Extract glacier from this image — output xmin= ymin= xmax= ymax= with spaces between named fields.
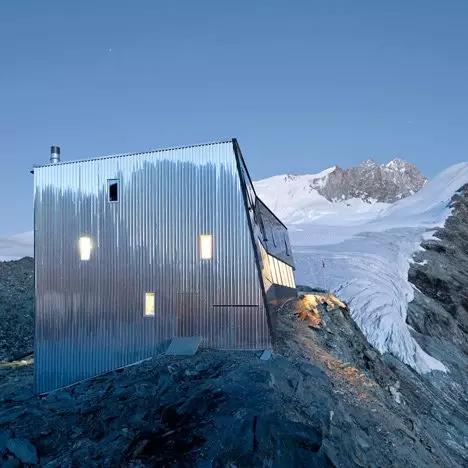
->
xmin=257 ymin=162 xmax=468 ymax=374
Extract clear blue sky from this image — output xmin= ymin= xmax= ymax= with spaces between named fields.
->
xmin=1 ymin=0 xmax=467 ymax=235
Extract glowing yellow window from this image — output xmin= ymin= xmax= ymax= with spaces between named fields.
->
xmin=199 ymin=234 xmax=213 ymax=259
xmin=79 ymin=237 xmax=92 ymax=261
xmin=145 ymin=293 xmax=155 ymax=317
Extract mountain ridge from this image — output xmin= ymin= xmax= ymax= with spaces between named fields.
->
xmin=258 ymin=158 xmax=427 ymax=204
xmin=255 ymin=158 xmax=428 ymax=225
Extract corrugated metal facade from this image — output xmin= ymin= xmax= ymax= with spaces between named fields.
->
xmin=34 ymin=141 xmax=271 ymax=393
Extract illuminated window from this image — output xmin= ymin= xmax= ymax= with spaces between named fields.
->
xmin=79 ymin=237 xmax=92 ymax=261
xmin=279 ymin=261 xmax=286 ymax=285
xmin=145 ymin=293 xmax=155 ymax=316
xmin=277 ymin=259 xmax=285 ymax=285
xmin=108 ymin=179 xmax=119 ymax=202
xmin=258 ymin=239 xmax=296 ymax=289
xmin=199 ymin=234 xmax=213 ymax=259
xmin=290 ymin=268 xmax=296 ymax=288
xmin=286 ymin=265 xmax=291 ymax=287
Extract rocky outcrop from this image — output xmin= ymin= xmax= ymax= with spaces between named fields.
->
xmin=408 ymin=184 xmax=468 ymax=349
xmin=315 ymin=159 xmax=427 ymax=203
xmin=405 ymin=184 xmax=468 ymax=463
xmin=0 ymin=257 xmax=34 ymax=361
xmin=1 ymin=296 xmax=467 ymax=466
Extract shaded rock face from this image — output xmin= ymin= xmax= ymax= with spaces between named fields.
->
xmin=408 ymin=184 xmax=468 ymax=349
xmin=0 ymin=257 xmax=34 ymax=361
xmin=316 ymin=159 xmax=427 ymax=203
xmin=2 ymin=339 xmax=464 ymax=467
xmin=276 ymin=298 xmax=468 ymax=467
xmin=0 ymin=272 xmax=467 ymax=466
xmin=0 ymin=351 xmax=335 ymax=467
xmin=406 ymin=184 xmax=468 ymax=447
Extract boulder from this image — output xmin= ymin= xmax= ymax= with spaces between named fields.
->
xmin=6 ymin=438 xmax=38 ymax=464
xmin=2 ymin=455 xmax=21 ymax=468
xmin=0 ymin=430 xmax=11 ymax=456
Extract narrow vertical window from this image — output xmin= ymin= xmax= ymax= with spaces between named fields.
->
xmin=145 ymin=293 xmax=155 ymax=316
xmin=108 ymin=179 xmax=119 ymax=202
xmin=290 ymin=267 xmax=296 ymax=288
xmin=199 ymin=234 xmax=213 ymax=259
xmin=79 ymin=237 xmax=92 ymax=261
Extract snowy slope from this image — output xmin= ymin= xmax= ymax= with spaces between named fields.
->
xmin=255 ymin=158 xmax=427 ymax=219
xmin=265 ymin=163 xmax=468 ymax=374
xmin=255 ymin=170 xmax=390 ymax=225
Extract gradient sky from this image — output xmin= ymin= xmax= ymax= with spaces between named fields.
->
xmin=1 ymin=0 xmax=468 ymax=235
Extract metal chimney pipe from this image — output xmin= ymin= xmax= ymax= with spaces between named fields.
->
xmin=50 ymin=146 xmax=60 ymax=164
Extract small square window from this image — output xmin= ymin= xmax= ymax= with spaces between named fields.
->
xmin=145 ymin=293 xmax=155 ymax=316
xmin=108 ymin=179 xmax=119 ymax=202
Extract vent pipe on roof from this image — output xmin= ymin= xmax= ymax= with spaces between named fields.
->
xmin=50 ymin=146 xmax=60 ymax=164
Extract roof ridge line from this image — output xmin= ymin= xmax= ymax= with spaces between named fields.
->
xmin=32 ymin=139 xmax=233 ymax=169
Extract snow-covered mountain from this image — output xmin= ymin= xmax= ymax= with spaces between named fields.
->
xmin=255 ymin=158 xmax=427 ymax=225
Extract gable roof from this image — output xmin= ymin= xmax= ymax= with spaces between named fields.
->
xmin=32 ymin=139 xmax=233 ymax=170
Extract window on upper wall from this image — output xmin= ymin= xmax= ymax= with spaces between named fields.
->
xmin=199 ymin=234 xmax=213 ymax=259
xmin=145 ymin=293 xmax=155 ymax=317
xmin=79 ymin=237 xmax=92 ymax=261
xmin=285 ymin=237 xmax=290 ymax=256
xmin=108 ymin=179 xmax=119 ymax=202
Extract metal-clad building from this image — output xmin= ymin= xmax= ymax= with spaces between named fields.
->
xmin=34 ymin=139 xmax=296 ymax=393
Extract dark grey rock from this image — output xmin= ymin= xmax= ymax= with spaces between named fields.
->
xmin=6 ymin=438 xmax=38 ymax=464
xmin=79 ymin=403 xmax=103 ymax=416
xmin=42 ymin=400 xmax=76 ymax=415
xmin=2 ymin=455 xmax=21 ymax=468
xmin=11 ymin=388 xmax=33 ymax=402
xmin=0 ymin=257 xmax=34 ymax=361
xmin=353 ymin=428 xmax=372 ymax=452
xmin=364 ymin=350 xmax=378 ymax=362
xmin=0 ymin=409 xmax=26 ymax=426
xmin=128 ymin=410 xmax=150 ymax=427
xmin=0 ymin=430 xmax=11 ymax=456
xmin=49 ymin=390 xmax=73 ymax=401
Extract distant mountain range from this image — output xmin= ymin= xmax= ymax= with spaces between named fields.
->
xmin=255 ymin=159 xmax=427 ymax=225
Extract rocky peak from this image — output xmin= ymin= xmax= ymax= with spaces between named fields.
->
xmin=312 ymin=158 xmax=427 ymax=203
xmin=386 ymin=158 xmax=407 ymax=169
xmin=360 ymin=159 xmax=379 ymax=168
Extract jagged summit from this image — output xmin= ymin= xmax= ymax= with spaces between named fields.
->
xmin=257 ymin=158 xmax=427 ymax=209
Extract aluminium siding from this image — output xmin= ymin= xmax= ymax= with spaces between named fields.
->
xmin=34 ymin=141 xmax=270 ymax=393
